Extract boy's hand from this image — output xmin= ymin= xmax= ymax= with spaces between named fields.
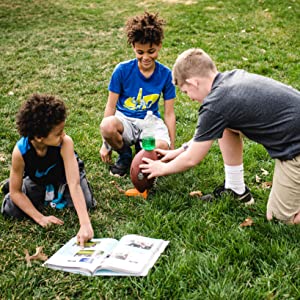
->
xmin=99 ymin=144 xmax=112 ymax=163
xmin=156 ymin=148 xmax=183 ymax=162
xmin=37 ymin=215 xmax=64 ymax=227
xmin=77 ymin=223 xmax=94 ymax=247
xmin=140 ymin=158 xmax=166 ymax=179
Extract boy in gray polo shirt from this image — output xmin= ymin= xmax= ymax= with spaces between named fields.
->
xmin=140 ymin=48 xmax=300 ymax=225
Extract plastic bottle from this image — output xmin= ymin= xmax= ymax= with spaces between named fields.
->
xmin=142 ymin=111 xmax=156 ymax=151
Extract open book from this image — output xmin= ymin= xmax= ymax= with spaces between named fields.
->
xmin=43 ymin=234 xmax=169 ymax=276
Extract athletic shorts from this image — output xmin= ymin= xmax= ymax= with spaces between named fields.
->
xmin=115 ymin=110 xmax=170 ymax=147
xmin=267 ymin=153 xmax=300 ymax=223
xmin=1 ymin=170 xmax=96 ymax=219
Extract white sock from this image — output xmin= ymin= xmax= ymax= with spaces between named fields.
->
xmin=224 ymin=164 xmax=245 ymax=195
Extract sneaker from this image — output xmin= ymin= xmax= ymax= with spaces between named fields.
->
xmin=109 ymin=146 xmax=132 ymax=177
xmin=1 ymin=196 xmax=6 ymax=214
xmin=0 ymin=179 xmax=9 ymax=195
xmin=201 ymin=182 xmax=255 ymax=205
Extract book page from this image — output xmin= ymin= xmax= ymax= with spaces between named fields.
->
xmin=100 ymin=234 xmax=169 ymax=276
xmin=44 ymin=237 xmax=118 ymax=275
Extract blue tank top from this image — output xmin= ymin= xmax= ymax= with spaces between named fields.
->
xmin=17 ymin=137 xmax=66 ymax=186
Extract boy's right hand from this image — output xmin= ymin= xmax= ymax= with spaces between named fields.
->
xmin=37 ymin=215 xmax=64 ymax=227
xmin=99 ymin=144 xmax=112 ymax=163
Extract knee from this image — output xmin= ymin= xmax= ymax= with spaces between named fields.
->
xmin=293 ymin=212 xmax=300 ymax=224
xmin=156 ymin=140 xmax=169 ymax=150
xmin=80 ymin=178 xmax=96 ymax=209
xmin=266 ymin=212 xmax=273 ymax=221
xmin=100 ymin=116 xmax=118 ymax=137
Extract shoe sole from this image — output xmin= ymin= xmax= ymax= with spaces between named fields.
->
xmin=198 ymin=194 xmax=255 ymax=206
xmin=109 ymin=171 xmax=127 ymax=178
xmin=244 ymin=197 xmax=255 ymax=206
xmin=1 ymin=196 xmax=7 ymax=214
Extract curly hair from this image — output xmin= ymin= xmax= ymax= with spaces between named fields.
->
xmin=16 ymin=94 xmax=67 ymax=139
xmin=125 ymin=12 xmax=165 ymax=46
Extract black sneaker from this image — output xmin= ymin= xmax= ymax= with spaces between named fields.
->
xmin=201 ymin=182 xmax=255 ymax=205
xmin=109 ymin=146 xmax=132 ymax=177
xmin=0 ymin=179 xmax=9 ymax=195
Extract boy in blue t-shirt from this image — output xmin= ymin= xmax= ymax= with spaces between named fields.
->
xmin=100 ymin=12 xmax=176 ymax=177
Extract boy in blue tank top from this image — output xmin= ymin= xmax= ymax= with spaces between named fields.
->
xmin=100 ymin=12 xmax=176 ymax=177
xmin=1 ymin=94 xmax=96 ymax=246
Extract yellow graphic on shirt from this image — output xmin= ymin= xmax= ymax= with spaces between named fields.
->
xmin=124 ymin=88 xmax=160 ymax=110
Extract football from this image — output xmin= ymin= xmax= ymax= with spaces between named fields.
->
xmin=130 ymin=149 xmax=158 ymax=193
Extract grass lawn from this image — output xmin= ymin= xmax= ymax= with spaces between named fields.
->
xmin=0 ymin=0 xmax=299 ymax=299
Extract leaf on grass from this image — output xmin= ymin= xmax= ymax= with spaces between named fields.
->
xmin=255 ymin=174 xmax=261 ymax=183
xmin=262 ymin=181 xmax=272 ymax=189
xmin=240 ymin=217 xmax=254 ymax=227
xmin=261 ymin=168 xmax=269 ymax=175
xmin=0 ymin=153 xmax=6 ymax=162
xmin=189 ymin=190 xmax=203 ymax=197
xmin=24 ymin=246 xmax=48 ymax=266
xmin=110 ymin=180 xmax=125 ymax=194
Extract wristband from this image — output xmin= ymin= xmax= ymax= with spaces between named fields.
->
xmin=103 ymin=141 xmax=112 ymax=151
xmin=182 ymin=142 xmax=189 ymax=151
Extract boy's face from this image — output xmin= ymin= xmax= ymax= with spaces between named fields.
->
xmin=180 ymin=78 xmax=209 ymax=103
xmin=133 ymin=42 xmax=161 ymax=72
xmin=40 ymin=121 xmax=66 ymax=147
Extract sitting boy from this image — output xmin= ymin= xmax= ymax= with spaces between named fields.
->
xmin=1 ymin=94 xmax=96 ymax=245
xmin=140 ymin=48 xmax=300 ymax=225
xmin=99 ymin=12 xmax=176 ymax=177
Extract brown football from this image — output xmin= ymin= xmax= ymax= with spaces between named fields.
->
xmin=130 ymin=149 xmax=158 ymax=193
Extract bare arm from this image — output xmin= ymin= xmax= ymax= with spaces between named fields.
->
xmin=140 ymin=140 xmax=214 ymax=178
xmin=103 ymin=91 xmax=119 ymax=118
xmin=9 ymin=146 xmax=64 ymax=226
xmin=163 ymin=99 xmax=176 ymax=150
xmin=60 ymin=135 xmax=93 ymax=246
xmin=99 ymin=91 xmax=119 ymax=161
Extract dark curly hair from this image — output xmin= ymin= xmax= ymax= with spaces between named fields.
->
xmin=16 ymin=94 xmax=67 ymax=139
xmin=125 ymin=12 xmax=165 ymax=46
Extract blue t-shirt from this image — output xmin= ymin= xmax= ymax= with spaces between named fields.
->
xmin=108 ymin=59 xmax=176 ymax=119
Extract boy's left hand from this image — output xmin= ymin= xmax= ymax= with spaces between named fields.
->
xmin=77 ymin=223 xmax=94 ymax=247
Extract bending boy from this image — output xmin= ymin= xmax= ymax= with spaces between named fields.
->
xmin=141 ymin=48 xmax=300 ymax=225
xmin=100 ymin=12 xmax=176 ymax=177
xmin=1 ymin=94 xmax=96 ymax=245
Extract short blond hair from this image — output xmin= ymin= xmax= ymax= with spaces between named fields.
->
xmin=172 ymin=48 xmax=217 ymax=87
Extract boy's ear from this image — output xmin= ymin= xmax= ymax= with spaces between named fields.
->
xmin=33 ymin=136 xmax=43 ymax=143
xmin=186 ymin=78 xmax=198 ymax=87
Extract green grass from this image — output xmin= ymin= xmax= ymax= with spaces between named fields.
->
xmin=0 ymin=0 xmax=299 ymax=299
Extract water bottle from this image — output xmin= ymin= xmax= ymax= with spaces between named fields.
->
xmin=142 ymin=111 xmax=156 ymax=151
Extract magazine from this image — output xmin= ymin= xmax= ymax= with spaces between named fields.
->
xmin=43 ymin=234 xmax=169 ymax=276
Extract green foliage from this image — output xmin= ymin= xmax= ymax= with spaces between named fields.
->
xmin=0 ymin=0 xmax=299 ymax=299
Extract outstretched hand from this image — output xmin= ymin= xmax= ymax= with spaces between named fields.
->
xmin=99 ymin=144 xmax=112 ymax=163
xmin=77 ymin=223 xmax=94 ymax=248
xmin=155 ymin=148 xmax=183 ymax=162
xmin=37 ymin=215 xmax=64 ymax=227
xmin=140 ymin=157 xmax=166 ymax=179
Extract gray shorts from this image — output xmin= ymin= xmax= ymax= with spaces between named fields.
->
xmin=115 ymin=111 xmax=170 ymax=146
xmin=1 ymin=171 xmax=96 ymax=219
xmin=267 ymin=154 xmax=300 ymax=223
